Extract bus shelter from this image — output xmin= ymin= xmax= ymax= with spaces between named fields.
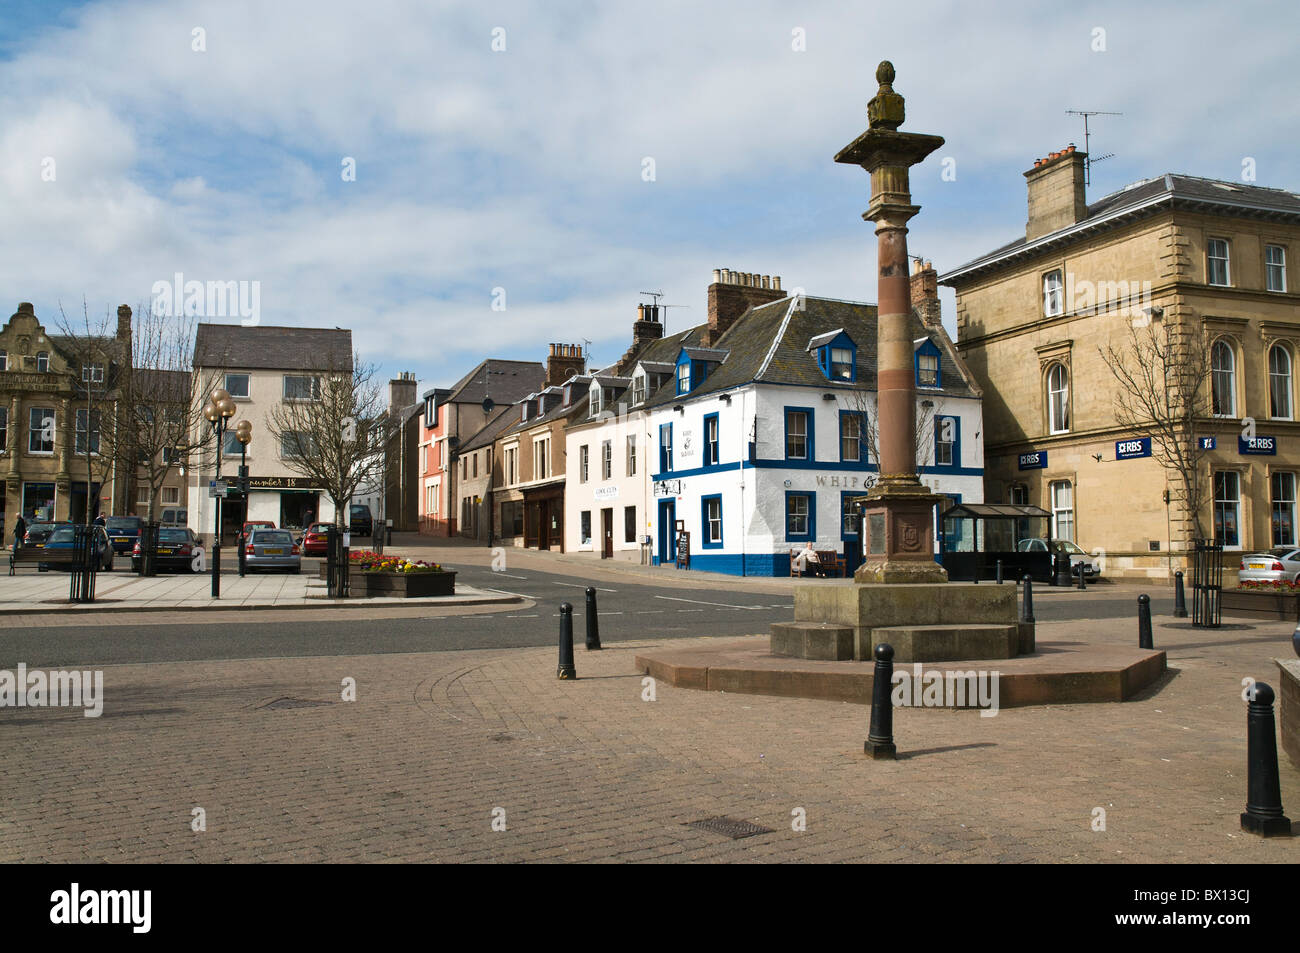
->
xmin=940 ymin=503 xmax=1052 ymax=581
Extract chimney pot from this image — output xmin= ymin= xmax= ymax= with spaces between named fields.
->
xmin=712 ymin=269 xmax=721 ymax=283
xmin=774 ymin=276 xmax=781 ymax=291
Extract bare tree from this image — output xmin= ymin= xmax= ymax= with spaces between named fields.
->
xmin=262 ymin=352 xmax=387 ymax=528
xmin=1100 ymin=314 xmax=1213 ymax=540
xmin=848 ymin=387 xmax=941 ymax=475
xmin=127 ymin=304 xmax=225 ymax=519
xmin=55 ymin=301 xmax=122 ymax=525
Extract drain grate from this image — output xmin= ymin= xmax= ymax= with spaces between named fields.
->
xmin=686 ymin=816 xmax=774 ymax=840
xmin=260 ymin=697 xmax=333 ymax=710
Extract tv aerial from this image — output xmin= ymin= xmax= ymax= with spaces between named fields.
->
xmin=1065 ymin=109 xmax=1122 ymax=186
xmin=639 ymin=288 xmax=689 ymax=334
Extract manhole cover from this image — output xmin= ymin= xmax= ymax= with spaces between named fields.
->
xmin=686 ymin=817 xmax=773 ymax=840
xmin=260 ymin=697 xmax=333 ymax=710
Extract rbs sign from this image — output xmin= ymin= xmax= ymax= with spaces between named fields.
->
xmin=1115 ymin=437 xmax=1152 ymax=460
xmin=1238 ymin=435 xmax=1277 ymax=455
xmin=1018 ymin=451 xmax=1047 ymax=470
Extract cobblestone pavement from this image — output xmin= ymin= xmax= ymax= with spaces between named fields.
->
xmin=1 ymin=613 xmax=1295 ymax=863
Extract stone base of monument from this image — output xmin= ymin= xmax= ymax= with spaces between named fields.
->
xmin=1279 ymin=658 xmax=1300 ymax=772
xmin=773 ymin=581 xmax=1031 ymax=663
xmin=635 ymin=637 xmax=1167 ymax=709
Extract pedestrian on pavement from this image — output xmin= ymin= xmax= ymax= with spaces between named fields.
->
xmin=12 ymin=513 xmax=26 ymax=552
xmin=93 ymin=512 xmax=106 ymax=528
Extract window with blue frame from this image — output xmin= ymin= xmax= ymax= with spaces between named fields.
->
xmin=677 ymin=362 xmax=690 ymax=395
xmin=785 ymin=408 xmax=813 ymax=460
xmin=839 ymin=410 xmax=866 ymax=463
xmin=814 ymin=331 xmax=857 ymax=382
xmin=916 ymin=339 xmax=942 ymax=388
xmin=934 ymin=415 xmax=958 ymax=467
xmin=841 ymin=492 xmax=862 ymax=540
xmin=701 ymin=494 xmax=723 ymax=547
xmin=785 ymin=491 xmax=815 ymax=541
xmin=704 ymin=413 xmax=719 ymax=466
xmin=659 ymin=422 xmax=673 ymax=472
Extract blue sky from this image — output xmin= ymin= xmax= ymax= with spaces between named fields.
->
xmin=2 ymin=0 xmax=1297 ymax=398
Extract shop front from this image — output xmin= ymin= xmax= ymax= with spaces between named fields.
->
xmin=523 ymin=482 xmax=564 ymax=551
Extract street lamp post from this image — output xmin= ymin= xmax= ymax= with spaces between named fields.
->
xmin=203 ymin=389 xmax=237 ymax=597
xmin=235 ymin=419 xmax=252 ymax=577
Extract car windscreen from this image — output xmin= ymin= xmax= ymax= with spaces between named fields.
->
xmin=46 ymin=528 xmax=75 ymax=543
xmin=252 ymin=531 xmax=293 ymax=545
xmin=106 ymin=519 xmax=142 ymax=532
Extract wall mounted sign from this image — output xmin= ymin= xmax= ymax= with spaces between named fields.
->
xmin=593 ymin=486 xmax=619 ymax=501
xmin=1018 ymin=451 xmax=1047 ymax=470
xmin=245 ymin=475 xmax=319 ymax=490
xmin=653 ymin=480 xmax=683 ymax=497
xmin=1199 ymin=436 xmax=1216 ymax=450
xmin=1115 ymin=437 xmax=1151 ymax=460
xmin=1238 ymin=436 xmax=1277 ymax=456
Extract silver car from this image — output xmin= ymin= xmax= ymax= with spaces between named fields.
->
xmin=1016 ymin=538 xmax=1102 ymax=578
xmin=243 ymin=528 xmax=302 ymax=573
xmin=1237 ymin=548 xmax=1300 ymax=584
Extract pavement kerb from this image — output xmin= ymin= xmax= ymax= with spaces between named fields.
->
xmin=0 ymin=590 xmax=525 ymax=617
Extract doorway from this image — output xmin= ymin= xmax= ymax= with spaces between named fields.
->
xmin=601 ymin=508 xmax=613 ymax=559
xmin=657 ymin=499 xmax=676 ymax=565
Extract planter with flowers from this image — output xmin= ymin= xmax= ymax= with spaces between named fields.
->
xmin=1221 ymin=579 xmax=1300 ymax=621
xmin=319 ymin=550 xmax=456 ymax=597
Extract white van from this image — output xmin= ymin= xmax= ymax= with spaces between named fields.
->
xmin=160 ymin=507 xmax=188 ymax=528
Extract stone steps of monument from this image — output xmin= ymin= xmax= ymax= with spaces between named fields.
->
xmin=868 ymin=623 xmax=1020 ymax=663
xmin=771 ymin=622 xmax=855 ymax=661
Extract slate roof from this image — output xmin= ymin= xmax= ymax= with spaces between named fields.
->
xmin=942 ymin=173 xmax=1300 ymax=283
xmin=460 ymin=405 xmax=523 ymax=453
xmin=639 ymin=296 xmax=977 ymax=409
xmin=193 ymin=324 xmax=352 ymax=371
xmin=444 ymin=359 xmax=544 ymax=406
xmin=133 ymin=368 xmax=190 ymax=402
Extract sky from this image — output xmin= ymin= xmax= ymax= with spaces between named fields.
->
xmin=2 ymin=0 xmax=1297 ymax=399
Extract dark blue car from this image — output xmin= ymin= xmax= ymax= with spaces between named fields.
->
xmin=38 ymin=525 xmax=114 ymax=571
xmin=105 ymin=516 xmax=143 ymax=555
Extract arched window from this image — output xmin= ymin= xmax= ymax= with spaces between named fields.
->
xmin=1211 ymin=340 xmax=1236 ymax=416
xmin=1269 ymin=344 xmax=1292 ymax=419
xmin=1047 ymin=362 xmax=1069 ymax=434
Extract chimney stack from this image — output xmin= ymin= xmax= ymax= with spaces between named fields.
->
xmin=910 ymin=260 xmax=942 ymax=328
xmin=705 ymin=266 xmax=787 ymax=346
xmin=1025 ymin=144 xmax=1087 ymax=241
xmin=633 ymin=298 xmax=665 ymax=346
xmin=546 ymin=342 xmax=585 ymax=386
xmin=390 ymin=371 xmax=418 ymax=412
xmin=117 ymin=304 xmax=132 ymax=342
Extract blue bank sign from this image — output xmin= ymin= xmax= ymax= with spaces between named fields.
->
xmin=1199 ymin=436 xmax=1217 ymax=450
xmin=1018 ymin=451 xmax=1048 ymax=470
xmin=1116 ymin=437 xmax=1152 ymax=460
xmin=1239 ymin=435 xmax=1277 ymax=455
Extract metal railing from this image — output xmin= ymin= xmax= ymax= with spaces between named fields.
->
xmin=137 ymin=521 xmax=161 ymax=577
xmin=68 ymin=524 xmax=97 ymax=603
xmin=325 ymin=526 xmax=350 ymax=598
xmin=1190 ymin=537 xmax=1222 ymax=628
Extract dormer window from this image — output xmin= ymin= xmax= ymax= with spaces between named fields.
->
xmin=808 ymin=329 xmax=856 ymax=383
xmin=589 ymin=384 xmax=604 ymax=418
xmin=915 ymin=338 xmax=942 ymax=388
xmin=631 ymin=375 xmax=646 ymax=405
xmin=677 ymin=362 xmax=690 ymax=395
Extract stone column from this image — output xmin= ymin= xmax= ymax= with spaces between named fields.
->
xmin=835 ymin=61 xmax=948 ymax=584
xmin=55 ymin=397 xmax=71 ymax=521
xmin=5 ymin=395 xmax=19 ymax=524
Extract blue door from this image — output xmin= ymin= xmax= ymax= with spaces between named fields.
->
xmin=657 ymin=500 xmax=676 ymax=565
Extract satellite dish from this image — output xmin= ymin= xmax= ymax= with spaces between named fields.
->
xmin=482 ymin=397 xmax=495 ymax=414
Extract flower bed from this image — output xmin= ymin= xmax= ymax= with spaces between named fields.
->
xmin=317 ymin=550 xmax=455 ymax=597
xmin=1222 ymin=586 xmax=1300 ymax=621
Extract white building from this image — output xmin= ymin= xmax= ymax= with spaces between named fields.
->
xmin=561 ymin=268 xmax=985 ymax=576
xmin=189 ymin=324 xmax=353 ymax=542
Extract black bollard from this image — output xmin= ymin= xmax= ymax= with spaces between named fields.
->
xmin=1173 ymin=570 xmax=1188 ymax=618
xmin=1138 ymin=594 xmax=1153 ymax=649
xmin=1240 ymin=682 xmax=1293 ymax=837
xmin=996 ymin=559 xmax=1003 ymax=585
xmin=585 ymin=586 xmax=602 ymax=650
xmin=864 ymin=643 xmax=897 ymax=760
xmin=1077 ymin=562 xmax=1086 ymax=591
xmin=1021 ymin=575 xmax=1035 ymax=624
xmin=557 ymin=603 xmax=577 ymax=679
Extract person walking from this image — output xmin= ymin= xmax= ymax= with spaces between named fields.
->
xmin=12 ymin=513 xmax=26 ymax=552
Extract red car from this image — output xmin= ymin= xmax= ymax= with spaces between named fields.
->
xmin=241 ymin=520 xmax=275 ymax=537
xmin=300 ymin=522 xmax=331 ymax=556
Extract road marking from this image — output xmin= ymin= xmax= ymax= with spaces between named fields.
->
xmin=491 ymin=572 xmax=530 ymax=580
xmin=554 ymin=582 xmax=617 ymax=593
xmin=654 ymin=595 xmax=765 ymax=610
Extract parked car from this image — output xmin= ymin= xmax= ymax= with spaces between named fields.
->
xmin=105 ymin=516 xmax=144 ymax=554
xmin=22 ymin=521 xmax=66 ymax=549
xmin=160 ymin=507 xmax=188 ymax=528
xmin=131 ymin=527 xmax=201 ymax=573
xmin=242 ymin=520 xmax=276 ymax=537
xmin=1237 ymin=548 xmax=1300 ymax=584
xmin=1016 ymin=538 xmax=1102 ymax=578
xmin=299 ymin=522 xmax=331 ymax=556
xmin=38 ymin=525 xmax=114 ymax=571
xmin=243 ymin=528 xmax=301 ymax=573
xmin=349 ymin=504 xmax=373 ymax=538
